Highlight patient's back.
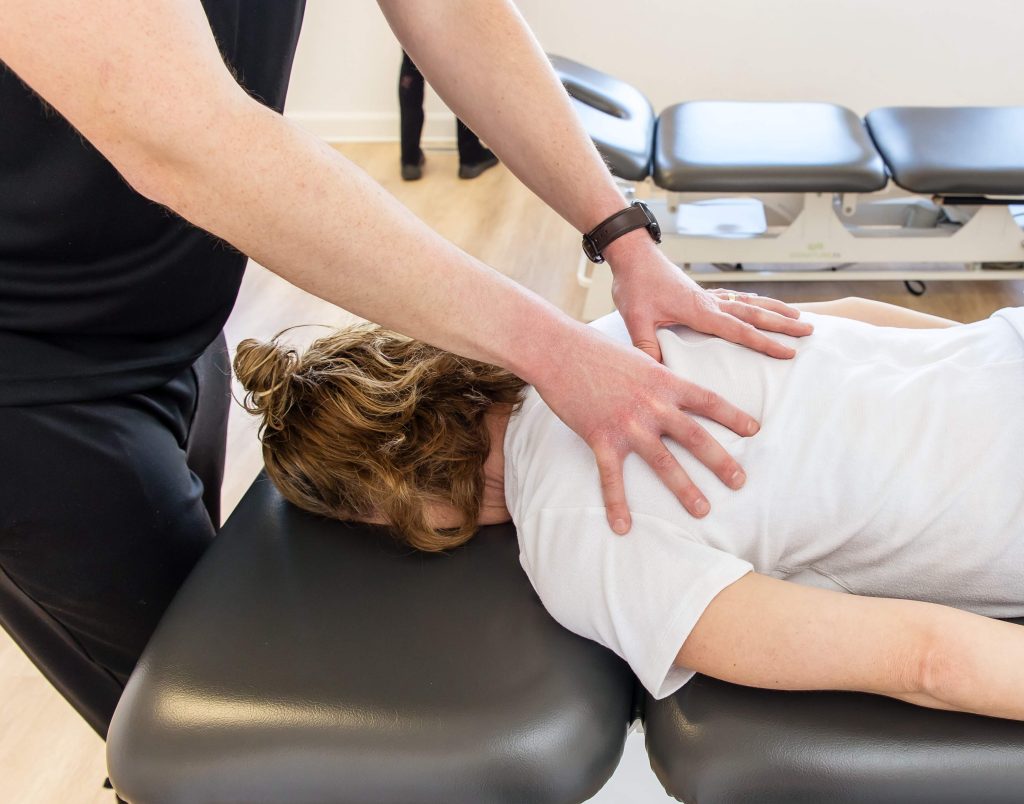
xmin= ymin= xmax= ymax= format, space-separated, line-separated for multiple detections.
xmin=506 ymin=308 xmax=1024 ymax=621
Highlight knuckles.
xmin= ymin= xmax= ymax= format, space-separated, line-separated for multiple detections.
xmin=683 ymin=424 xmax=711 ymax=451
xmin=650 ymin=449 xmax=678 ymax=472
xmin=687 ymin=388 xmax=721 ymax=414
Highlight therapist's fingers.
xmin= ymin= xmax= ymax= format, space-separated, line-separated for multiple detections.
xmin=637 ymin=437 xmax=708 ymax=518
xmin=593 ymin=446 xmax=631 ymax=535
xmin=738 ymin=294 xmax=805 ymax=321
xmin=707 ymin=289 xmax=804 ymax=320
xmin=663 ymin=415 xmax=747 ymax=494
xmin=588 ymin=374 xmax=759 ymax=533
xmin=721 ymin=300 xmax=814 ymax=337
xmin=639 ymin=386 xmax=752 ymax=518
xmin=544 ymin=333 xmax=761 ymax=535
xmin=678 ymin=381 xmax=760 ymax=438
xmin=702 ymin=310 xmax=798 ymax=360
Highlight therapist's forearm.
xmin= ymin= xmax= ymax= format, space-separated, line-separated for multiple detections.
xmin=377 ymin=0 xmax=650 ymax=257
xmin=147 ymin=99 xmax=587 ymax=387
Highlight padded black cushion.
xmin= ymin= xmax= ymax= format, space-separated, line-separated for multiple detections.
xmin=549 ymin=54 xmax=654 ymax=181
xmin=107 ymin=475 xmax=635 ymax=804
xmin=866 ymin=106 xmax=1024 ymax=195
xmin=645 ymin=618 xmax=1024 ymax=804
xmin=654 ymin=101 xmax=888 ymax=193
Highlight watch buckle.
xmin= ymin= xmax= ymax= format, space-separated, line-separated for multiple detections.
xmin=582 ymin=234 xmax=605 ymax=264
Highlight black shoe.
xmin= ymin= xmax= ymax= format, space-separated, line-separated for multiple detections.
xmin=401 ymin=152 xmax=425 ymax=181
xmin=458 ymin=151 xmax=498 ymax=180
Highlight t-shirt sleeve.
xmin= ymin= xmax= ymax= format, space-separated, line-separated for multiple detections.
xmin=518 ymin=506 xmax=752 ymax=699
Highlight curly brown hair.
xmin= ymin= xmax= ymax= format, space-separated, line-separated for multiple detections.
xmin=233 ymin=326 xmax=527 ymax=552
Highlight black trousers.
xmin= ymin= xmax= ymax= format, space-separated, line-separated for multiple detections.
xmin=0 ymin=334 xmax=230 ymax=737
xmin=399 ymin=51 xmax=489 ymax=166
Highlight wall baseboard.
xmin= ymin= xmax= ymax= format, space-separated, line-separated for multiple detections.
xmin=286 ymin=110 xmax=458 ymax=144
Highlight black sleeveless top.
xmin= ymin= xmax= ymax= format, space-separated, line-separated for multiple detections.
xmin=0 ymin=0 xmax=306 ymax=405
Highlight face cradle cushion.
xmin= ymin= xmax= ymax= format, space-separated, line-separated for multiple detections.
xmin=644 ymin=639 xmax=1024 ymax=804
xmin=866 ymin=107 xmax=1024 ymax=195
xmin=548 ymin=54 xmax=655 ymax=182
xmin=654 ymin=101 xmax=888 ymax=193
xmin=106 ymin=475 xmax=635 ymax=804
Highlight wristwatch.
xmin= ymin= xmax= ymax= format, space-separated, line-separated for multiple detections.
xmin=581 ymin=200 xmax=662 ymax=264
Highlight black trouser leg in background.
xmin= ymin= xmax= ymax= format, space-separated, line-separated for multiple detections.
xmin=401 ymin=50 xmax=492 ymax=168
xmin=0 ymin=333 xmax=230 ymax=737
xmin=399 ymin=52 xmax=425 ymax=166
xmin=456 ymin=119 xmax=490 ymax=165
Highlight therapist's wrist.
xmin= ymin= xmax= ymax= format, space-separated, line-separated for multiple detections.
xmin=603 ymin=229 xmax=664 ymax=277
xmin=486 ymin=289 xmax=589 ymax=390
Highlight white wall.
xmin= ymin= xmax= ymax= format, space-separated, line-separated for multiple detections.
xmin=285 ymin=0 xmax=1024 ymax=142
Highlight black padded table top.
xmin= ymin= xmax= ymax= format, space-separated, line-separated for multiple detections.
xmin=866 ymin=106 xmax=1024 ymax=195
xmin=654 ymin=101 xmax=888 ymax=193
xmin=645 ymin=619 xmax=1024 ymax=804
xmin=107 ymin=475 xmax=635 ymax=804
xmin=549 ymin=54 xmax=654 ymax=182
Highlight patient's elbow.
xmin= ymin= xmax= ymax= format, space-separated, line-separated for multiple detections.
xmin=914 ymin=624 xmax=979 ymax=709
xmin=874 ymin=606 xmax=946 ymax=701
xmin=902 ymin=613 xmax=965 ymax=707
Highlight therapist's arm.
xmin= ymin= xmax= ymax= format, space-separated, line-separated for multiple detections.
xmin=377 ymin=0 xmax=813 ymax=364
xmin=678 ymin=573 xmax=1024 ymax=721
xmin=1 ymin=0 xmax=766 ymax=530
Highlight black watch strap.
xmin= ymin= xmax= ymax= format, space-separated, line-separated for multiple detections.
xmin=582 ymin=200 xmax=662 ymax=263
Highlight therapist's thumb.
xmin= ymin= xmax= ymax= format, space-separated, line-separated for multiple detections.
xmin=631 ymin=326 xmax=662 ymax=363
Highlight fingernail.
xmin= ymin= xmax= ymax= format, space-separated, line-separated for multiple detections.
xmin=730 ymin=469 xmax=746 ymax=489
xmin=747 ymin=420 xmax=759 ymax=436
xmin=613 ymin=518 xmax=629 ymax=535
xmin=694 ymin=498 xmax=710 ymax=517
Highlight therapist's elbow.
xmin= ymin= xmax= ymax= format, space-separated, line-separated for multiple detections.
xmin=111 ymin=143 xmax=188 ymax=211
xmin=99 ymin=89 xmax=258 ymax=214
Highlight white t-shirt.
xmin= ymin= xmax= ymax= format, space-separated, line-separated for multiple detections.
xmin=504 ymin=309 xmax=1024 ymax=699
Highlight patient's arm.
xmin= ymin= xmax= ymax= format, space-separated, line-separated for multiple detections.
xmin=796 ymin=297 xmax=960 ymax=328
xmin=678 ymin=573 xmax=1024 ymax=720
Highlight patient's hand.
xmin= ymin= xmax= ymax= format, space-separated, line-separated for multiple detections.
xmin=607 ymin=245 xmax=812 ymax=363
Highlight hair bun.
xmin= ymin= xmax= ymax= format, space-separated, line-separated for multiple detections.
xmin=233 ymin=338 xmax=300 ymax=431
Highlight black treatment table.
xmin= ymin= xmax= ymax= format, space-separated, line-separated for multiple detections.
xmin=107 ymin=473 xmax=1024 ymax=802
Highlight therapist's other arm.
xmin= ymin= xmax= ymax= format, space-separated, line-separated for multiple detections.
xmin=377 ymin=0 xmax=814 ymax=364
xmin=1 ymin=0 xmax=761 ymax=529
xmin=679 ymin=573 xmax=1024 ymax=721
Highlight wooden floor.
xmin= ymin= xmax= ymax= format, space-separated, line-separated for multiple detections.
xmin=2 ymin=142 xmax=1022 ymax=803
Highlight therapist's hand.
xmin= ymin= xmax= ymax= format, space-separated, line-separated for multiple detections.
xmin=607 ymin=239 xmax=813 ymax=363
xmin=534 ymin=323 xmax=760 ymax=534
